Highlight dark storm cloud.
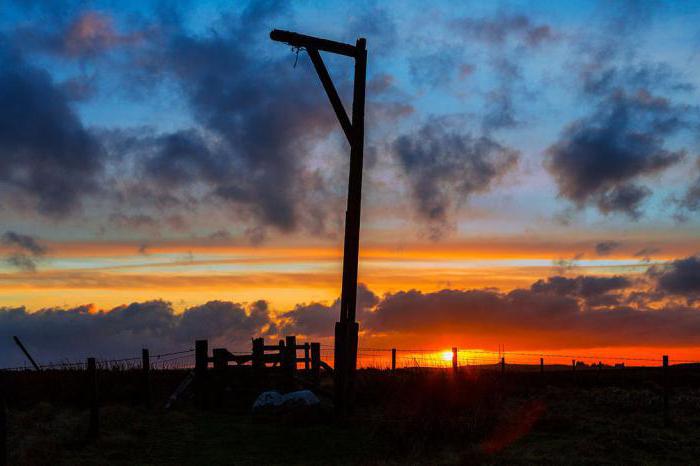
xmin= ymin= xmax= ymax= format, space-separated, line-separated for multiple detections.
xmin=0 ymin=299 xmax=271 ymax=367
xmin=392 ymin=119 xmax=518 ymax=230
xmin=2 ymin=231 xmax=47 ymax=272
xmin=278 ymin=284 xmax=379 ymax=337
xmin=0 ymin=39 xmax=105 ymax=217
xmin=546 ymin=90 xmax=686 ymax=218
xmin=1 ymin=2 xmax=357 ymax=237
xmin=649 ymin=255 xmax=700 ymax=302
xmin=530 ymin=275 xmax=632 ymax=299
xmin=110 ymin=2 xmax=347 ymax=235
xmin=595 ymin=241 xmax=622 ymax=256
xmin=363 ymin=273 xmax=700 ymax=348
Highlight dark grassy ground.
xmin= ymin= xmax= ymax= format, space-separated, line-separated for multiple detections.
xmin=5 ymin=367 xmax=700 ymax=465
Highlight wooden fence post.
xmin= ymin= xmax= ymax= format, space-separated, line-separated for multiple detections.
xmin=285 ymin=336 xmax=297 ymax=390
xmin=391 ymin=348 xmax=396 ymax=372
xmin=252 ymin=338 xmax=264 ymax=370
xmin=87 ymin=357 xmax=99 ymax=440
xmin=194 ymin=340 xmax=208 ymax=408
xmin=452 ymin=347 xmax=458 ymax=374
xmin=311 ymin=343 xmax=321 ymax=389
xmin=663 ymin=355 xmax=669 ymax=426
xmin=212 ymin=348 xmax=227 ymax=408
xmin=142 ymin=349 xmax=151 ymax=408
xmin=304 ymin=343 xmax=310 ymax=370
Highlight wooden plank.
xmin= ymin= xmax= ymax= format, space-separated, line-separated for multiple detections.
xmin=270 ymin=29 xmax=358 ymax=57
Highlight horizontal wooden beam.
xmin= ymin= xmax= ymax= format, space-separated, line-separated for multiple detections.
xmin=270 ymin=29 xmax=358 ymax=58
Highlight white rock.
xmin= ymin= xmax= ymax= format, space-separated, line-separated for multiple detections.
xmin=280 ymin=390 xmax=320 ymax=407
xmin=252 ymin=390 xmax=284 ymax=411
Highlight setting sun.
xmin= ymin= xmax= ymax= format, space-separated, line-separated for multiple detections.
xmin=441 ymin=351 xmax=454 ymax=362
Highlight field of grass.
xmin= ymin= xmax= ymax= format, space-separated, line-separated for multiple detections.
xmin=4 ymin=366 xmax=700 ymax=465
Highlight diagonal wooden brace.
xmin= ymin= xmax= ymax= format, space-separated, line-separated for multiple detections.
xmin=307 ymin=48 xmax=353 ymax=145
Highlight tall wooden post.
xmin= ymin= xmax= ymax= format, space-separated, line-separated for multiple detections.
xmin=663 ymin=355 xmax=669 ymax=426
xmin=452 ymin=347 xmax=458 ymax=374
xmin=391 ymin=348 xmax=397 ymax=372
xmin=87 ymin=357 xmax=99 ymax=440
xmin=142 ymin=349 xmax=151 ymax=408
xmin=194 ymin=340 xmax=208 ymax=408
xmin=270 ymin=30 xmax=367 ymax=416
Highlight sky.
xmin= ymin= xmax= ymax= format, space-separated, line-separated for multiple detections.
xmin=1 ymin=0 xmax=700 ymax=366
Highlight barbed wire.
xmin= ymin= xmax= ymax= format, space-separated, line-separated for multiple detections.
xmin=2 ymin=345 xmax=698 ymax=371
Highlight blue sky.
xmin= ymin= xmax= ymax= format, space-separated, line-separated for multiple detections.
xmin=1 ymin=1 xmax=700 ymax=362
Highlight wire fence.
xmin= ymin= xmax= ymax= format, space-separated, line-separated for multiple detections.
xmin=2 ymin=345 xmax=698 ymax=372
xmin=0 ymin=348 xmax=195 ymax=372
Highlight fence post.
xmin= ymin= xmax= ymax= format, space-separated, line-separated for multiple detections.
xmin=304 ymin=343 xmax=310 ymax=370
xmin=311 ymin=343 xmax=321 ymax=389
xmin=540 ymin=357 xmax=544 ymax=374
xmin=194 ymin=340 xmax=208 ymax=408
xmin=663 ymin=355 xmax=669 ymax=426
xmin=252 ymin=338 xmax=264 ymax=370
xmin=391 ymin=348 xmax=396 ymax=372
xmin=452 ymin=347 xmax=458 ymax=374
xmin=212 ymin=348 xmax=227 ymax=408
xmin=285 ymin=336 xmax=297 ymax=390
xmin=87 ymin=357 xmax=99 ymax=440
xmin=142 ymin=349 xmax=151 ymax=408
